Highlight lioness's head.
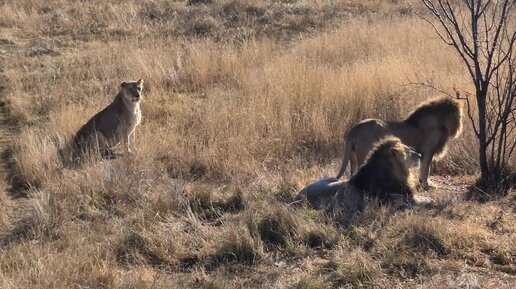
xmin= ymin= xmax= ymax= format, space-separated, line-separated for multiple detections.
xmin=120 ymin=79 xmax=144 ymax=103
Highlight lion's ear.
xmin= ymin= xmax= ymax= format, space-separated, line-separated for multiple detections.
xmin=120 ymin=82 xmax=127 ymax=88
xmin=137 ymin=79 xmax=144 ymax=86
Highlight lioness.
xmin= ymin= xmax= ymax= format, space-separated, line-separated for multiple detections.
xmin=73 ymin=79 xmax=143 ymax=157
xmin=336 ymin=96 xmax=462 ymax=190
xmin=328 ymin=137 xmax=421 ymax=213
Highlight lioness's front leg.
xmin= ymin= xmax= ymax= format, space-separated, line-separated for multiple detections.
xmin=126 ymin=134 xmax=132 ymax=153
xmin=131 ymin=129 xmax=137 ymax=151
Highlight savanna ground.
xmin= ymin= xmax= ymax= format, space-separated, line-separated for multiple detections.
xmin=0 ymin=0 xmax=514 ymax=288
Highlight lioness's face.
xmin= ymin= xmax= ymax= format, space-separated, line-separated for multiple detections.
xmin=393 ymin=144 xmax=421 ymax=169
xmin=121 ymin=79 xmax=144 ymax=103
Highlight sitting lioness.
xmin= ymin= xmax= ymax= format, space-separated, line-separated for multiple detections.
xmin=328 ymin=137 xmax=421 ymax=213
xmin=336 ymin=96 xmax=462 ymax=190
xmin=73 ymin=79 xmax=143 ymax=157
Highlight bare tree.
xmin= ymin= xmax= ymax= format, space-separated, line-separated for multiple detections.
xmin=489 ymin=47 xmax=516 ymax=181
xmin=413 ymin=0 xmax=515 ymax=192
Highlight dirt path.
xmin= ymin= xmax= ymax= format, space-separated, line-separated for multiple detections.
xmin=0 ymin=29 xmax=31 ymax=245
xmin=0 ymin=30 xmax=15 ymax=235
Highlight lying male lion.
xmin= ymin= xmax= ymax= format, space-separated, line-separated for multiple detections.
xmin=328 ymin=137 xmax=421 ymax=213
xmin=73 ymin=79 xmax=143 ymax=157
xmin=336 ymin=96 xmax=462 ymax=190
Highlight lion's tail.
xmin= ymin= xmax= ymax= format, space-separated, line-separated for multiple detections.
xmin=336 ymin=134 xmax=354 ymax=179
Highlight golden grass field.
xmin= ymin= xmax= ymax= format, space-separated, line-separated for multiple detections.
xmin=0 ymin=0 xmax=514 ymax=288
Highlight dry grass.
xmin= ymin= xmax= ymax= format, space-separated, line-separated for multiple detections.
xmin=0 ymin=0 xmax=514 ymax=288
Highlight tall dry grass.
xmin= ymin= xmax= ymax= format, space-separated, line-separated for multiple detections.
xmin=0 ymin=0 xmax=513 ymax=288
xmin=4 ymin=16 xmax=475 ymax=184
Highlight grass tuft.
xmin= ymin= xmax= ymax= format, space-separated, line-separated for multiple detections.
xmin=210 ymin=226 xmax=262 ymax=266
xmin=114 ymin=231 xmax=174 ymax=269
xmin=254 ymin=207 xmax=299 ymax=249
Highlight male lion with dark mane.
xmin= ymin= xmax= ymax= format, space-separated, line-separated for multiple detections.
xmin=336 ymin=96 xmax=462 ymax=190
xmin=328 ymin=137 xmax=422 ymax=213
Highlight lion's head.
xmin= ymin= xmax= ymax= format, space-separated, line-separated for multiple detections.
xmin=348 ymin=137 xmax=419 ymax=199
xmin=120 ymin=79 xmax=144 ymax=103
xmin=366 ymin=137 xmax=420 ymax=179
xmin=390 ymin=139 xmax=421 ymax=171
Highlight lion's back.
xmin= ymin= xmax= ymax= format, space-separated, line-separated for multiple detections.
xmin=74 ymin=104 xmax=121 ymax=146
xmin=348 ymin=119 xmax=389 ymax=158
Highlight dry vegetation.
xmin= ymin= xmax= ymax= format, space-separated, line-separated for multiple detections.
xmin=0 ymin=0 xmax=514 ymax=288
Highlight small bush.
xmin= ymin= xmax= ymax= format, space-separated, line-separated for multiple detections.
xmin=302 ymin=226 xmax=339 ymax=249
xmin=255 ymin=207 xmax=299 ymax=248
xmin=292 ymin=276 xmax=329 ymax=289
xmin=11 ymin=129 xmax=61 ymax=190
xmin=211 ymin=226 xmax=262 ymax=266
xmin=188 ymin=0 xmax=213 ymax=6
xmin=188 ymin=186 xmax=245 ymax=221
xmin=402 ymin=222 xmax=449 ymax=257
xmin=114 ymin=232 xmax=174 ymax=269
xmin=1 ymin=190 xmax=61 ymax=247
xmin=381 ymin=253 xmax=432 ymax=279
xmin=328 ymin=247 xmax=380 ymax=287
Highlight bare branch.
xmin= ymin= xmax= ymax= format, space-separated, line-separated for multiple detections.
xmin=489 ymin=31 xmax=516 ymax=78
xmin=402 ymin=81 xmax=456 ymax=98
xmin=444 ymin=0 xmax=476 ymax=58
xmin=418 ymin=0 xmax=477 ymax=79
xmin=463 ymin=0 xmax=473 ymax=10
xmin=484 ymin=0 xmax=512 ymax=79
xmin=479 ymin=0 xmax=493 ymax=16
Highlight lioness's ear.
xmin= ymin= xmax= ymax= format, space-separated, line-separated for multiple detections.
xmin=137 ymin=79 xmax=144 ymax=86
xmin=120 ymin=82 xmax=127 ymax=88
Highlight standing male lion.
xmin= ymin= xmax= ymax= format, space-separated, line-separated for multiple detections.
xmin=336 ymin=96 xmax=462 ymax=190
xmin=73 ymin=79 xmax=144 ymax=158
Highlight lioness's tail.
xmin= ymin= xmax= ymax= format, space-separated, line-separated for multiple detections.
xmin=336 ymin=135 xmax=354 ymax=179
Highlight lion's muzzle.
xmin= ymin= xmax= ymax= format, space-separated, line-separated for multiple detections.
xmin=408 ymin=149 xmax=421 ymax=168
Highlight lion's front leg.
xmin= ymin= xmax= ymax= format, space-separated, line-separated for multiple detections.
xmin=419 ymin=153 xmax=436 ymax=190
xmin=389 ymin=186 xmax=416 ymax=210
xmin=389 ymin=194 xmax=410 ymax=210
